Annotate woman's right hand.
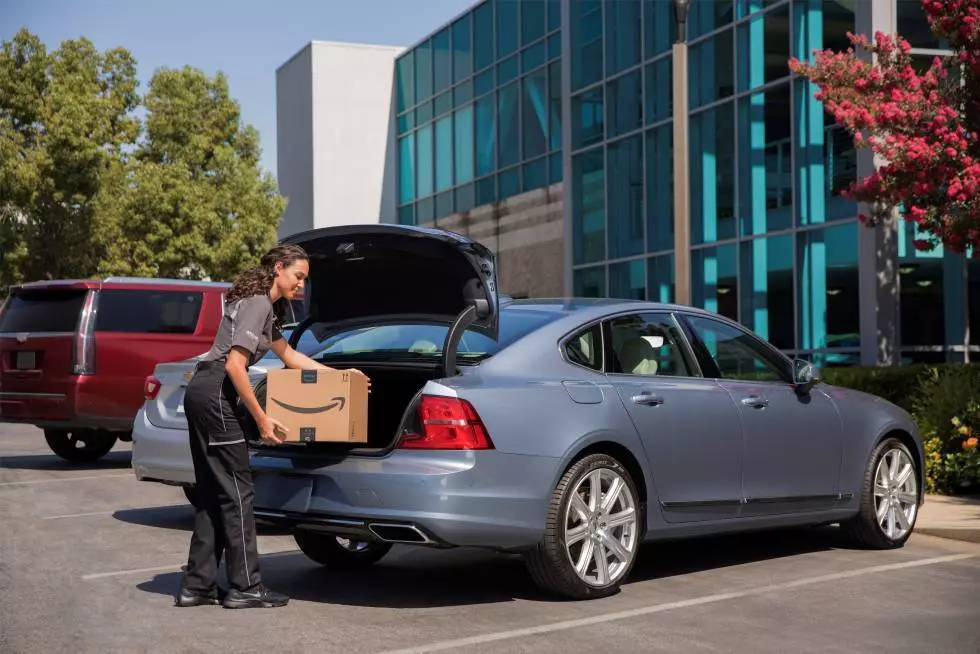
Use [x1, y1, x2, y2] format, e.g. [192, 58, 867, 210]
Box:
[257, 415, 288, 445]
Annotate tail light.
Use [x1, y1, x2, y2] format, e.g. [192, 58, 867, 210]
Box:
[144, 375, 161, 401]
[72, 290, 97, 375]
[399, 395, 493, 450]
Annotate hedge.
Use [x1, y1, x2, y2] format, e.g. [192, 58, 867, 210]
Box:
[821, 363, 980, 494]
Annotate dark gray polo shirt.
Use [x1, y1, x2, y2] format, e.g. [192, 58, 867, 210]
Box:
[201, 294, 283, 366]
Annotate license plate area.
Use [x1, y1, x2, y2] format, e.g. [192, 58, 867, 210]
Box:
[14, 351, 36, 370]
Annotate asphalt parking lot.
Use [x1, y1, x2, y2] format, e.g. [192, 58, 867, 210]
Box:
[2, 423, 980, 654]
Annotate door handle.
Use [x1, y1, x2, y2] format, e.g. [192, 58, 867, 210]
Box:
[631, 392, 664, 406]
[741, 396, 768, 409]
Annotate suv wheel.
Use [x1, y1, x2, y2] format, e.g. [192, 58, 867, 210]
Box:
[294, 530, 393, 567]
[525, 453, 642, 600]
[43, 429, 117, 463]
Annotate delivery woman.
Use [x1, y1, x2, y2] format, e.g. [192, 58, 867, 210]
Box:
[175, 243, 325, 609]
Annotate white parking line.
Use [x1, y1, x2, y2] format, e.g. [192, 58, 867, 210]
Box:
[42, 510, 117, 520]
[0, 473, 132, 487]
[82, 564, 181, 581]
[377, 553, 976, 654]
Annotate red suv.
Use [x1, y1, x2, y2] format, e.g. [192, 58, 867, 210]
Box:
[0, 277, 239, 462]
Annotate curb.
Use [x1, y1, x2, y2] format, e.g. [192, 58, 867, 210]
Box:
[915, 527, 980, 545]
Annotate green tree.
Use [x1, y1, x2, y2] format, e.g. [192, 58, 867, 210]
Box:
[99, 67, 284, 281]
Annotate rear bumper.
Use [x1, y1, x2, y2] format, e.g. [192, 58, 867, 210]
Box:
[131, 407, 195, 486]
[0, 391, 134, 432]
[249, 449, 560, 551]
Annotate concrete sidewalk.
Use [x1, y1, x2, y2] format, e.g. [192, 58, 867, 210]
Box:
[915, 493, 980, 544]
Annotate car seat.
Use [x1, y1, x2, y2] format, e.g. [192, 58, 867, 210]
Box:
[619, 337, 660, 376]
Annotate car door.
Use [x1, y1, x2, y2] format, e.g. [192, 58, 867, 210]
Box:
[678, 313, 844, 516]
[604, 311, 745, 524]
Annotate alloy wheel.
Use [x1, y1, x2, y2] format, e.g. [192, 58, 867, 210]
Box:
[873, 446, 919, 540]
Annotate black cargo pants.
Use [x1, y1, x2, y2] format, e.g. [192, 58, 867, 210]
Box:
[180, 360, 262, 594]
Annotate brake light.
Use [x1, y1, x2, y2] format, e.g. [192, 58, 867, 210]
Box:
[144, 375, 161, 401]
[72, 290, 97, 375]
[399, 395, 493, 450]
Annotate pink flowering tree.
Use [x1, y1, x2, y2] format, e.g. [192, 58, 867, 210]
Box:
[789, 0, 980, 253]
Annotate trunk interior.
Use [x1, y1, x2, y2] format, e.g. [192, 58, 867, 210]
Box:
[252, 362, 441, 457]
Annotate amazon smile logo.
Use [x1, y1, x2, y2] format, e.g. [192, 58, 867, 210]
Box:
[271, 397, 347, 414]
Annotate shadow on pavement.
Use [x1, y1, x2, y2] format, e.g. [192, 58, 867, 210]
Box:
[112, 504, 291, 535]
[134, 526, 854, 609]
[0, 450, 132, 471]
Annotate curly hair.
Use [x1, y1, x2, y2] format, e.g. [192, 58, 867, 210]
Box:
[225, 243, 309, 328]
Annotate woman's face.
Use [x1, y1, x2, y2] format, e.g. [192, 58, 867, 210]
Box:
[274, 258, 309, 300]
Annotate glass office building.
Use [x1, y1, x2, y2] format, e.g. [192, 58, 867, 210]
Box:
[394, 0, 976, 366]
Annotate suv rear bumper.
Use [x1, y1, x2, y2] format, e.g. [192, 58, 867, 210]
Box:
[0, 391, 134, 432]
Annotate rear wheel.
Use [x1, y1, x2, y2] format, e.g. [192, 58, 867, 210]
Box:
[841, 437, 920, 549]
[43, 428, 117, 463]
[294, 530, 393, 567]
[524, 453, 642, 600]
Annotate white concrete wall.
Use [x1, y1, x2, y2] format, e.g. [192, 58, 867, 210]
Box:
[276, 41, 403, 239]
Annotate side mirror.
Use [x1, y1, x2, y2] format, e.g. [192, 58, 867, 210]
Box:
[792, 359, 821, 395]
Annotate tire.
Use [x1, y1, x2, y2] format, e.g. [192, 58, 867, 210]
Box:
[294, 530, 393, 567]
[43, 428, 118, 463]
[841, 437, 920, 549]
[182, 486, 199, 508]
[524, 453, 642, 600]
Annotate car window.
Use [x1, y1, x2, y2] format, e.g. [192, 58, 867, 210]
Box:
[0, 289, 88, 333]
[683, 314, 790, 383]
[95, 290, 203, 334]
[607, 313, 692, 377]
[564, 324, 603, 371]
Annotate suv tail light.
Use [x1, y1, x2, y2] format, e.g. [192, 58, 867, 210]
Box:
[72, 290, 97, 375]
[144, 375, 161, 401]
[399, 395, 493, 450]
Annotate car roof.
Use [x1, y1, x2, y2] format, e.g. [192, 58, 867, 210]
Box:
[10, 277, 233, 292]
[501, 297, 716, 319]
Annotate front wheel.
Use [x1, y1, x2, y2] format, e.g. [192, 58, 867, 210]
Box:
[43, 428, 117, 463]
[294, 530, 393, 567]
[524, 453, 642, 600]
[841, 437, 920, 549]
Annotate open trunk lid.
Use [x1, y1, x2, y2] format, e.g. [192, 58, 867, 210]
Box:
[282, 225, 499, 368]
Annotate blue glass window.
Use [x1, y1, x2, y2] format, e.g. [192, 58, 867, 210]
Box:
[572, 88, 603, 150]
[571, 0, 603, 91]
[607, 70, 642, 138]
[645, 57, 672, 124]
[498, 82, 520, 169]
[574, 266, 606, 298]
[522, 0, 546, 45]
[548, 32, 561, 60]
[689, 0, 735, 40]
[522, 41, 547, 72]
[433, 28, 451, 94]
[397, 112, 414, 134]
[435, 115, 453, 193]
[416, 39, 432, 101]
[496, 0, 519, 58]
[691, 102, 736, 244]
[605, 0, 641, 75]
[416, 124, 433, 198]
[476, 95, 496, 176]
[607, 135, 644, 259]
[398, 134, 415, 204]
[396, 52, 415, 113]
[690, 29, 734, 109]
[475, 69, 495, 97]
[646, 124, 673, 253]
[454, 80, 473, 106]
[523, 157, 548, 192]
[897, 0, 948, 49]
[644, 0, 676, 60]
[738, 83, 793, 235]
[452, 15, 472, 82]
[454, 105, 474, 184]
[499, 166, 520, 199]
[547, 0, 561, 31]
[434, 91, 452, 117]
[737, 4, 790, 92]
[522, 70, 548, 160]
[647, 253, 675, 303]
[610, 259, 646, 300]
[417, 100, 433, 125]
[737, 0, 783, 18]
[693, 244, 738, 321]
[474, 1, 494, 71]
[549, 151, 562, 183]
[436, 191, 453, 219]
[417, 197, 435, 224]
[739, 235, 794, 349]
[456, 183, 475, 213]
[398, 204, 415, 226]
[497, 54, 519, 85]
[797, 222, 859, 357]
[572, 148, 605, 265]
[477, 176, 496, 205]
[549, 61, 562, 151]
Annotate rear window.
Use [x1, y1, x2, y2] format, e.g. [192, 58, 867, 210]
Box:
[308, 308, 562, 361]
[0, 290, 88, 333]
[95, 289, 203, 334]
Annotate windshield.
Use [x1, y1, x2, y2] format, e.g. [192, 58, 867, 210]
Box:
[301, 307, 562, 362]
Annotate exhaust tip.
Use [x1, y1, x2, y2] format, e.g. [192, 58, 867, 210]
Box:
[367, 522, 433, 544]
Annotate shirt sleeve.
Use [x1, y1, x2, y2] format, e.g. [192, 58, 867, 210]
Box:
[230, 296, 272, 355]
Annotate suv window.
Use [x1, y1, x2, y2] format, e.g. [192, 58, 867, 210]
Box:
[683, 314, 790, 383]
[0, 289, 87, 333]
[607, 313, 693, 377]
[95, 290, 203, 334]
[564, 324, 603, 371]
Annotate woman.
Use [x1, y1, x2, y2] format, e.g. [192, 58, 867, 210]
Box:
[175, 243, 325, 609]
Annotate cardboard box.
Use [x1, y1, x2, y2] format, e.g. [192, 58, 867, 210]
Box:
[264, 368, 369, 443]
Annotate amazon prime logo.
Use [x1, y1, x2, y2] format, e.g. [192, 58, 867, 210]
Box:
[271, 396, 347, 414]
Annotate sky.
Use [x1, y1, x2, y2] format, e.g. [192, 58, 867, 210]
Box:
[1, 0, 476, 175]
